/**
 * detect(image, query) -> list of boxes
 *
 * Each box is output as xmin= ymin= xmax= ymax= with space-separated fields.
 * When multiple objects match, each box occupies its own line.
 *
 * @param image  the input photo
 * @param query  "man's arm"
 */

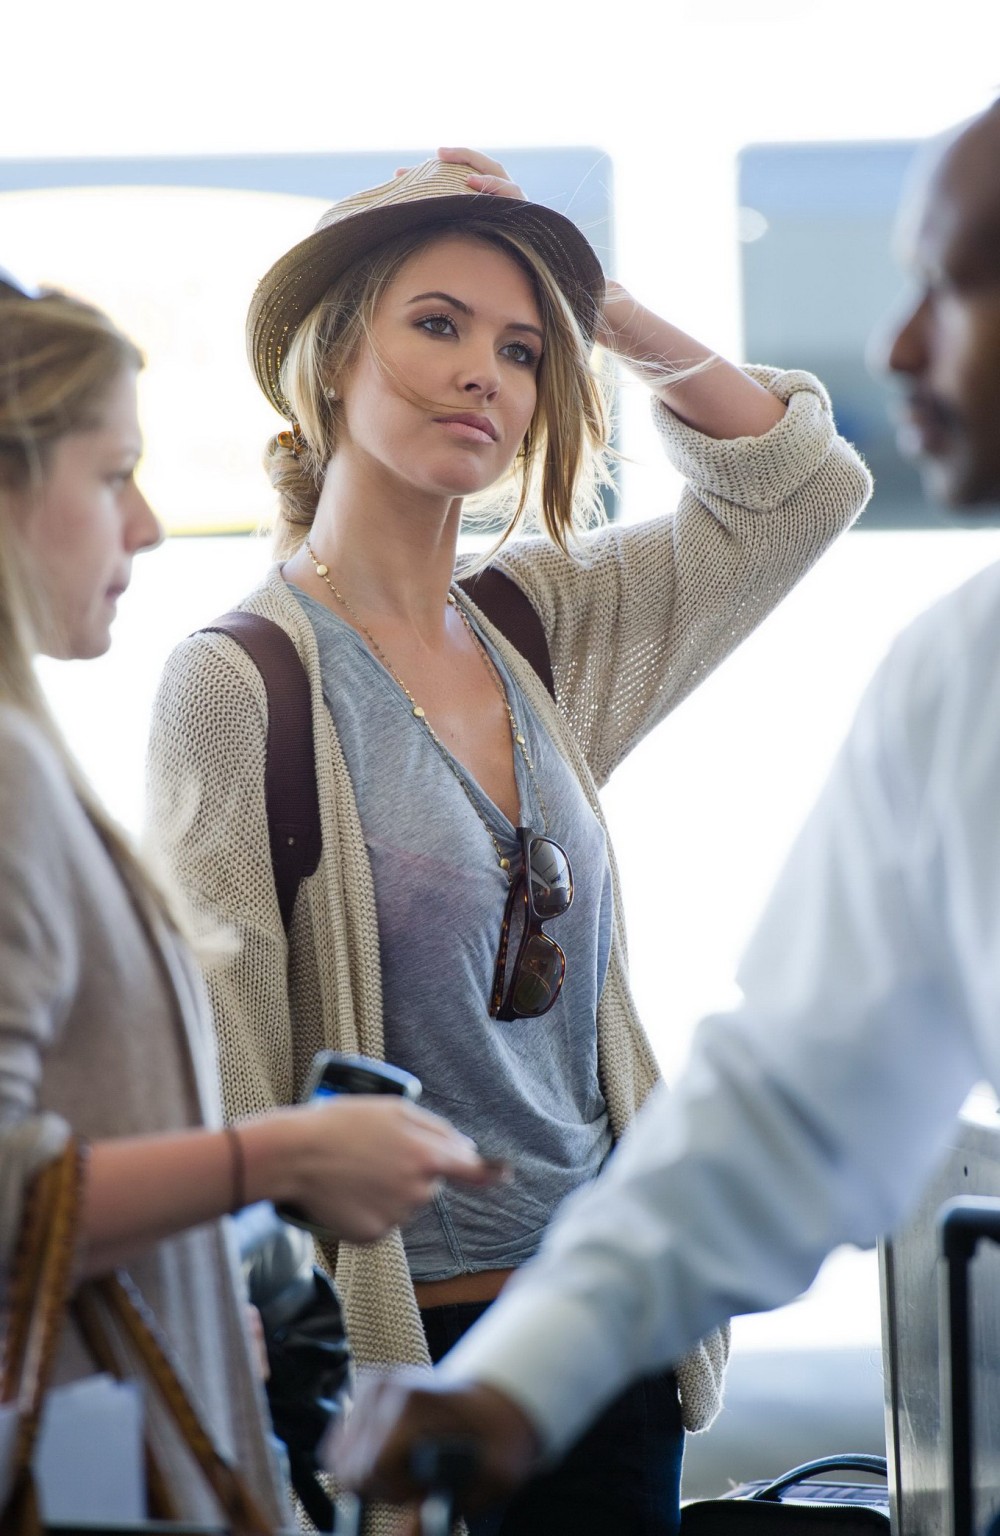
xmin=332 ymin=625 xmax=985 ymax=1505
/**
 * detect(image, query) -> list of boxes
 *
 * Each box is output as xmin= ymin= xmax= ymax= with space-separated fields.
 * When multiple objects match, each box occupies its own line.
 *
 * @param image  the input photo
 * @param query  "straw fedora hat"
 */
xmin=247 ymin=158 xmax=606 ymax=419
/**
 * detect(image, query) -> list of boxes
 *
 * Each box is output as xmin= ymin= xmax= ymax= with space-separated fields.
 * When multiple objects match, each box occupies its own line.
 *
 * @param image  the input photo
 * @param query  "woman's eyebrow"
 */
xmin=407 ymin=290 xmax=472 ymax=314
xmin=407 ymin=291 xmax=544 ymax=342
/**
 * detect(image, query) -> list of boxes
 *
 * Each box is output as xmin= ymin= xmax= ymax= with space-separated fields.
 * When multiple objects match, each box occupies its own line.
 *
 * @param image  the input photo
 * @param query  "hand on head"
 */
xmin=392 ymin=147 xmax=527 ymax=203
xmin=435 ymin=147 xmax=526 ymax=202
xmin=326 ymin=1369 xmax=541 ymax=1514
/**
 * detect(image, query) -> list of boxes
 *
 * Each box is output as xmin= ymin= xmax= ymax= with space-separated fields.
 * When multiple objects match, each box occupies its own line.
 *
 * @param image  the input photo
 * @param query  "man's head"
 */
xmin=885 ymin=101 xmax=1000 ymax=508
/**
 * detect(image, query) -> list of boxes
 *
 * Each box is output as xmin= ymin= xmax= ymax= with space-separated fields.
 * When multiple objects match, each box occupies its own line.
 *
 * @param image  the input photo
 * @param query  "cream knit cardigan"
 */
xmin=146 ymin=369 xmax=870 ymax=1459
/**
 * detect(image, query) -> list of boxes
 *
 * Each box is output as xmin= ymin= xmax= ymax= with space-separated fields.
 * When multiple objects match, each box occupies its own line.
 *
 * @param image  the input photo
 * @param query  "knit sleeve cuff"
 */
xmin=650 ymin=365 xmax=840 ymax=512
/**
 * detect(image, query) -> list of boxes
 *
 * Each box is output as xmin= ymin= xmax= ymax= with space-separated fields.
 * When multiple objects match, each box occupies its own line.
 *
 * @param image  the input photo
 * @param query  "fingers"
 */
xmin=328 ymin=1373 xmax=542 ymax=1512
xmin=402 ymin=1100 xmax=475 ymax=1143
xmin=396 ymin=1107 xmax=510 ymax=1185
xmin=436 ymin=146 xmax=525 ymax=201
xmin=244 ymin=1304 xmax=269 ymax=1382
xmin=391 ymin=149 xmax=525 ymax=200
xmin=400 ymin=1125 xmax=497 ymax=1189
xmin=447 ymin=1156 xmax=512 ymax=1188
xmin=437 ymin=146 xmax=507 ymax=178
xmin=328 ymin=1372 xmax=423 ymax=1501
xmin=297 ymin=1095 xmax=503 ymax=1239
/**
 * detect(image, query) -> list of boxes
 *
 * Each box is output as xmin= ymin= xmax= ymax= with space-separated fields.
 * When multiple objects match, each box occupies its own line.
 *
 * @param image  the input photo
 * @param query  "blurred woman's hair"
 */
xmin=0 ymin=288 xmax=161 ymax=912
xmin=265 ymin=218 xmax=614 ymax=561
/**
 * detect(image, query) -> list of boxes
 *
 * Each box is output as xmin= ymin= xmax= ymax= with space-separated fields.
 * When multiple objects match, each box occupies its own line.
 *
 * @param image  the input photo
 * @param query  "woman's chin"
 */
xmin=65 ymin=626 xmax=114 ymax=662
xmin=410 ymin=453 xmax=510 ymax=502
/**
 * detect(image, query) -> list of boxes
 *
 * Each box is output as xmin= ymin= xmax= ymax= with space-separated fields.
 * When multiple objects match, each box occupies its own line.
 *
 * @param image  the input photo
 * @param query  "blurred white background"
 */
xmin=7 ymin=0 xmax=1000 ymax=1361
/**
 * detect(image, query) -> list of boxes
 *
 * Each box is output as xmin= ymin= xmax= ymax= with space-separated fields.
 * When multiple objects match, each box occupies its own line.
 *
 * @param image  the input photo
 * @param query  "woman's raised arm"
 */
xmin=598 ymin=281 xmax=786 ymax=439
xmin=437 ymin=145 xmax=786 ymax=439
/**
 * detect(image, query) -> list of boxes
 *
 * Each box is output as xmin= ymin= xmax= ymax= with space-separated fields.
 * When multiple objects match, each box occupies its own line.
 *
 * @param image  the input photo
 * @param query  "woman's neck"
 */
xmin=283 ymin=458 xmax=463 ymax=637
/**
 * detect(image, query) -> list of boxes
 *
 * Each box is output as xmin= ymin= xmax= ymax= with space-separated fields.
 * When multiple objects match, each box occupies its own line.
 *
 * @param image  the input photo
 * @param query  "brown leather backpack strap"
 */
xmin=458 ymin=568 xmax=556 ymax=701
xmin=199 ymin=582 xmax=551 ymax=935
xmin=201 ymin=612 xmax=321 ymax=933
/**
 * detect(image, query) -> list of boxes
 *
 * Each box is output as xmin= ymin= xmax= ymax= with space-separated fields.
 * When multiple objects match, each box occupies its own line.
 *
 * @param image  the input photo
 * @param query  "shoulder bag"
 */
xmin=0 ymin=1141 xmax=280 ymax=1535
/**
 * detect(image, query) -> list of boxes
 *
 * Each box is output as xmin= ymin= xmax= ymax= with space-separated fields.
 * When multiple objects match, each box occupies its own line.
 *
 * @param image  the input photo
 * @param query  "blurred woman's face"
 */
xmin=16 ymin=366 xmax=161 ymax=659
xmin=335 ymin=233 xmax=544 ymax=502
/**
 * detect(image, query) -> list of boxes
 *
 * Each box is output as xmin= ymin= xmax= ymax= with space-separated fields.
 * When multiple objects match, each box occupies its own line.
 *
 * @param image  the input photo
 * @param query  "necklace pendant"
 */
xmin=500 ymin=856 xmax=510 ymax=870
xmin=516 ymin=733 xmax=525 ymax=745
xmin=413 ymin=705 xmax=426 ymax=719
xmin=315 ymin=563 xmax=329 ymax=577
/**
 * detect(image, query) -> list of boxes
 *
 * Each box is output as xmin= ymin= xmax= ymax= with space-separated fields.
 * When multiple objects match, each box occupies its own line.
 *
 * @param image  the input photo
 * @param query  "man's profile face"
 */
xmin=885 ymin=106 xmax=1000 ymax=509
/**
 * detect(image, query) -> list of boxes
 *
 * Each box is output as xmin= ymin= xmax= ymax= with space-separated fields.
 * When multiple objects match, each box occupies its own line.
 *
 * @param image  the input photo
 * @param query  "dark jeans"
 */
xmin=421 ymin=1300 xmax=684 ymax=1536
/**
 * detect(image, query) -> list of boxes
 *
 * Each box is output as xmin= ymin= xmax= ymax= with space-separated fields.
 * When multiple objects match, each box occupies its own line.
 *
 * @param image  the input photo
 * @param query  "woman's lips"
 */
xmin=434 ymin=415 xmax=497 ymax=444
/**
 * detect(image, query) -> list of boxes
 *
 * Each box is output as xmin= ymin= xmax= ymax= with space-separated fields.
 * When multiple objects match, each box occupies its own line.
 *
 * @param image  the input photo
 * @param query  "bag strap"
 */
xmin=197 ymin=576 xmax=552 ymax=936
xmin=0 ymin=1141 xmax=85 ymax=1536
xmin=73 ymin=1270 xmax=277 ymax=1536
xmin=201 ymin=612 xmax=322 ymax=932
xmin=0 ymin=1144 xmax=277 ymax=1534
xmin=458 ymin=567 xmax=556 ymax=701
xmin=751 ymin=1454 xmax=888 ymax=1502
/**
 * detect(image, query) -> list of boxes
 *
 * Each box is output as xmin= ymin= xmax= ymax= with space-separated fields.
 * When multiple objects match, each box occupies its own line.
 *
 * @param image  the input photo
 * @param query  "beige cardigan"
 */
xmin=0 ymin=708 xmax=288 ymax=1527
xmin=146 ymin=368 xmax=871 ymax=1449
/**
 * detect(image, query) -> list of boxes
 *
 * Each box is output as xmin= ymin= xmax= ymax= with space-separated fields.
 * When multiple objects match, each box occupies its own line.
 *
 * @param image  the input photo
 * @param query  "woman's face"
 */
xmin=336 ymin=233 xmax=544 ymax=501
xmin=17 ymin=365 xmax=161 ymax=659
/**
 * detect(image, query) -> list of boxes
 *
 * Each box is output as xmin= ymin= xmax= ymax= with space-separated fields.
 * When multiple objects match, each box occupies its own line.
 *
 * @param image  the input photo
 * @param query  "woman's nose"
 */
xmin=459 ymin=348 xmax=501 ymax=398
xmin=127 ymin=484 xmax=164 ymax=554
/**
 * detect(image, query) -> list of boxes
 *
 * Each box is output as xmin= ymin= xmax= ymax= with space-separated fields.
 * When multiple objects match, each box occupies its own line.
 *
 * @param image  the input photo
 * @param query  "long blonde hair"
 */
xmin=0 ymin=289 xmax=162 ymax=910
xmin=265 ymin=218 xmax=613 ymax=560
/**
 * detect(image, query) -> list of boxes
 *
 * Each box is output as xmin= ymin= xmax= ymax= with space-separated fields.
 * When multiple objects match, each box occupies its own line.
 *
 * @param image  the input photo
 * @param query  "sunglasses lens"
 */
xmin=527 ymin=837 xmax=573 ymax=918
xmin=512 ymin=932 xmax=566 ymax=1016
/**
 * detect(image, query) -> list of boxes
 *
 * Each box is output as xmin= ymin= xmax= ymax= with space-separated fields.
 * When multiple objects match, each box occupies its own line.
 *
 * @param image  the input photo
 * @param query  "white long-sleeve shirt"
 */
xmin=439 ymin=554 xmax=1000 ymax=1458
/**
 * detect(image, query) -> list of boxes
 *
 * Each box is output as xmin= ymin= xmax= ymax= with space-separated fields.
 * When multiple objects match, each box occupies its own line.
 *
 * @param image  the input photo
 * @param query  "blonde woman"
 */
xmin=0 ymin=275 xmax=492 ymax=1526
xmin=147 ymin=149 xmax=872 ymax=1534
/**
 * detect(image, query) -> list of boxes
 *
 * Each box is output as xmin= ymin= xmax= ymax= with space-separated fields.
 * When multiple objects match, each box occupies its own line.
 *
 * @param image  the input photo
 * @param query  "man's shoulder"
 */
xmin=890 ymin=556 xmax=1000 ymax=677
xmin=865 ymin=556 xmax=1000 ymax=766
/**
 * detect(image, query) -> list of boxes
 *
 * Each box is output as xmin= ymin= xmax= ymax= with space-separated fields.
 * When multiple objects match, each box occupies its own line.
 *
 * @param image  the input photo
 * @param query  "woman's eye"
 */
xmin=502 ymin=340 xmax=538 ymax=368
xmin=418 ymin=314 xmax=457 ymax=337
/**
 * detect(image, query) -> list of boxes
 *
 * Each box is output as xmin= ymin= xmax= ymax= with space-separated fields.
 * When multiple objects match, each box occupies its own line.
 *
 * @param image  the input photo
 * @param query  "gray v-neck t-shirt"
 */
xmin=295 ymin=587 xmax=614 ymax=1280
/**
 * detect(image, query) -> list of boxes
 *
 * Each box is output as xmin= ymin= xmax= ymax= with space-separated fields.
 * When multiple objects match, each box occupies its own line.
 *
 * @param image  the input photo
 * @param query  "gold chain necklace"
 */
xmin=305 ymin=541 xmax=549 ymax=872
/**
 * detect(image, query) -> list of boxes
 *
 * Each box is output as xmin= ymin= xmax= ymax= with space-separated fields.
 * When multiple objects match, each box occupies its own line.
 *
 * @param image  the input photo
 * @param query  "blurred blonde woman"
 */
xmin=0 ymin=273 xmax=491 ymax=1526
xmin=147 ymin=149 xmax=872 ymax=1534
